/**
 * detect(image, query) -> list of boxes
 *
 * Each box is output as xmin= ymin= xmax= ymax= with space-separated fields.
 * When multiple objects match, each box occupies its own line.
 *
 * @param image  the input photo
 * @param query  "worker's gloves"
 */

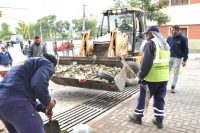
xmin=47 ymin=99 xmax=56 ymax=110
xmin=138 ymin=79 xmax=143 ymax=84
xmin=137 ymin=75 xmax=144 ymax=84
xmin=46 ymin=99 xmax=56 ymax=119
xmin=45 ymin=109 xmax=53 ymax=119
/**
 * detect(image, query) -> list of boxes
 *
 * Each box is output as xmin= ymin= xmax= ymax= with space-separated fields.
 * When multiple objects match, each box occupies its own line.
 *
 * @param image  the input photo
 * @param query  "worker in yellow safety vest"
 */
xmin=129 ymin=25 xmax=170 ymax=129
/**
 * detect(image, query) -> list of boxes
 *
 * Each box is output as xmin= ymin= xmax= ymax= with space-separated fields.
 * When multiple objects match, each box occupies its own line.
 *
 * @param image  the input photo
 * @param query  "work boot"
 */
xmin=152 ymin=118 xmax=163 ymax=129
xmin=171 ymin=86 xmax=175 ymax=93
xmin=129 ymin=113 xmax=142 ymax=124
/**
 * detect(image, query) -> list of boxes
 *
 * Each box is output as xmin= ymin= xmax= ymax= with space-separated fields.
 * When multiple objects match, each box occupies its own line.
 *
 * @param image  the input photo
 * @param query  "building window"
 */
xmin=171 ymin=0 xmax=189 ymax=6
xmin=180 ymin=28 xmax=188 ymax=37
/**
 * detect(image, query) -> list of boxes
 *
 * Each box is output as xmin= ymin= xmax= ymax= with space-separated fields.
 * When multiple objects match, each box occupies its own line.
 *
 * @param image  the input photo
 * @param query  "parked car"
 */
xmin=9 ymin=35 xmax=23 ymax=46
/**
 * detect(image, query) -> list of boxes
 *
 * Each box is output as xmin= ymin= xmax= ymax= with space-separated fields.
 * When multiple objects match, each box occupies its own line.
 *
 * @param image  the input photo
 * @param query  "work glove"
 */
xmin=46 ymin=99 xmax=56 ymax=110
xmin=46 ymin=99 xmax=56 ymax=120
xmin=138 ymin=79 xmax=143 ymax=84
xmin=137 ymin=75 xmax=143 ymax=84
xmin=45 ymin=109 xmax=53 ymax=120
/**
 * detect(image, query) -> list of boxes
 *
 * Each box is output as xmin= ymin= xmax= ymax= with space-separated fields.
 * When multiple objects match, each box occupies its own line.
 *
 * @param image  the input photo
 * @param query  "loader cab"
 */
xmin=99 ymin=8 xmax=146 ymax=55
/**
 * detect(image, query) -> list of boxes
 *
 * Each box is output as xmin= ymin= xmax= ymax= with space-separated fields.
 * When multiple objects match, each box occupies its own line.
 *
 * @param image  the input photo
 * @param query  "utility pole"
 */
xmin=82 ymin=4 xmax=87 ymax=32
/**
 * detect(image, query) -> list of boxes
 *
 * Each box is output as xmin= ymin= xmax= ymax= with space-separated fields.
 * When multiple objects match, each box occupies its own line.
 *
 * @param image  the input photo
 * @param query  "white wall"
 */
xmin=163 ymin=3 xmax=200 ymax=25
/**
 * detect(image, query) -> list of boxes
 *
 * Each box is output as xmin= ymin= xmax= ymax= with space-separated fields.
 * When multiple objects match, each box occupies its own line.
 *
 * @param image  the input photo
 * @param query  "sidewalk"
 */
xmin=87 ymin=55 xmax=200 ymax=133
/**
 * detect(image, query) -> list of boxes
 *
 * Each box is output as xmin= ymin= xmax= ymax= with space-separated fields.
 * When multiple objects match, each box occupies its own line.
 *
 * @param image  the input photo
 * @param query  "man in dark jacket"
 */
xmin=28 ymin=36 xmax=47 ymax=58
xmin=167 ymin=25 xmax=189 ymax=93
xmin=0 ymin=54 xmax=57 ymax=133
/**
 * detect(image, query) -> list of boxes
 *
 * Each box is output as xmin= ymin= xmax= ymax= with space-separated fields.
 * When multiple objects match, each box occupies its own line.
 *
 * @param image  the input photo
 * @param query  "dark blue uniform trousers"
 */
xmin=134 ymin=81 xmax=167 ymax=120
xmin=0 ymin=96 xmax=45 ymax=133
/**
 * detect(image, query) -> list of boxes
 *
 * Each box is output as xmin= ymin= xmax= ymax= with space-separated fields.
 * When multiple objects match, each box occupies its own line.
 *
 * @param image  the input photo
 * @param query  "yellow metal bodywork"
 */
xmin=77 ymin=31 xmax=91 ymax=57
xmin=107 ymin=30 xmax=128 ymax=58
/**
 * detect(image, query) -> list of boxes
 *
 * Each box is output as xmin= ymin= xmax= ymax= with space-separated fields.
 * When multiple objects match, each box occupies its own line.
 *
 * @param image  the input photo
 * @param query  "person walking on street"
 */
xmin=53 ymin=40 xmax=58 ymax=57
xmin=69 ymin=40 xmax=74 ymax=56
xmin=65 ymin=41 xmax=70 ymax=56
xmin=20 ymin=41 xmax=24 ymax=51
xmin=167 ymin=25 xmax=189 ymax=93
xmin=28 ymin=40 xmax=32 ymax=47
xmin=0 ymin=54 xmax=57 ymax=133
xmin=129 ymin=26 xmax=170 ymax=129
xmin=22 ymin=45 xmax=29 ymax=56
xmin=60 ymin=42 xmax=66 ymax=56
xmin=0 ymin=45 xmax=12 ymax=67
xmin=28 ymin=36 xmax=47 ymax=58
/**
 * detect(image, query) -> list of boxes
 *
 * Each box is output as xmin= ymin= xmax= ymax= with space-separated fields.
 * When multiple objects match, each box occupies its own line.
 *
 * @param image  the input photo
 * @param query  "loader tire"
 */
xmin=125 ymin=61 xmax=140 ymax=86
xmin=126 ymin=61 xmax=140 ymax=74
xmin=96 ymin=71 xmax=114 ymax=82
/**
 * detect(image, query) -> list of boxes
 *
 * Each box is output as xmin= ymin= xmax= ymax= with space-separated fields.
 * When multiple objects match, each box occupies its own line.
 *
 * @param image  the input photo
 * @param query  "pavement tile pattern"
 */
xmin=87 ymin=58 xmax=200 ymax=133
xmin=0 ymin=54 xmax=200 ymax=133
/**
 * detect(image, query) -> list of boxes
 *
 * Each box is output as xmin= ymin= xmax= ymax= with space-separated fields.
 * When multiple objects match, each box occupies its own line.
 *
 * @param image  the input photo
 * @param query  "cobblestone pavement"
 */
xmin=87 ymin=55 xmax=200 ymax=133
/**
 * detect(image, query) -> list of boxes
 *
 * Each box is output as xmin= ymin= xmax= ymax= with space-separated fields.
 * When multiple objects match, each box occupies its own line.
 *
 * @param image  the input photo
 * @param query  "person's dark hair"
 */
xmin=35 ymin=36 xmax=40 ymax=40
xmin=43 ymin=54 xmax=58 ymax=67
xmin=171 ymin=25 xmax=180 ymax=30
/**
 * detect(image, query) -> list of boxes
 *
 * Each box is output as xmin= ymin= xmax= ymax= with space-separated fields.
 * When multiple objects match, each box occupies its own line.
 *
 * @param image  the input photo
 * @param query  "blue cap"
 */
xmin=143 ymin=25 xmax=160 ymax=34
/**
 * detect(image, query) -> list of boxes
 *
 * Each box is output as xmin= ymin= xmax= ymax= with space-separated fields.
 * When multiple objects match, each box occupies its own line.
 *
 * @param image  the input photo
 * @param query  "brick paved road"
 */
xmin=0 ymin=54 xmax=200 ymax=133
xmin=87 ymin=55 xmax=200 ymax=133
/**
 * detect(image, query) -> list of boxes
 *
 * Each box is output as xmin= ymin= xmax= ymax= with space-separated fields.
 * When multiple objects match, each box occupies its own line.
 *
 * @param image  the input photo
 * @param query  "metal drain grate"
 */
xmin=44 ymin=85 xmax=139 ymax=131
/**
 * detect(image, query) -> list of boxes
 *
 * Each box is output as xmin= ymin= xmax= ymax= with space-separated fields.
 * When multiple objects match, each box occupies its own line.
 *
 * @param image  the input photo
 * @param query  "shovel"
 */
xmin=120 ymin=56 xmax=151 ymax=113
xmin=44 ymin=108 xmax=61 ymax=133
xmin=141 ymin=84 xmax=151 ymax=114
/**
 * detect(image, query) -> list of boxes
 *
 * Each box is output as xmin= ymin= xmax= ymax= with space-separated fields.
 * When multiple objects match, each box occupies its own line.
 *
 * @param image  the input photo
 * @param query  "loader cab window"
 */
xmin=100 ymin=11 xmax=146 ymax=52
xmin=109 ymin=14 xmax=133 ymax=32
xmin=109 ymin=13 xmax=134 ymax=51
xmin=135 ymin=13 xmax=145 ymax=33
xmin=101 ymin=13 xmax=134 ymax=35
xmin=101 ymin=16 xmax=109 ymax=36
xmin=135 ymin=13 xmax=146 ymax=52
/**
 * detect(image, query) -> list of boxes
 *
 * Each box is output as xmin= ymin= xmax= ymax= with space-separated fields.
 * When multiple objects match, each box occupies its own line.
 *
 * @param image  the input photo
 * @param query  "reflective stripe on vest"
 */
xmin=144 ymin=38 xmax=170 ymax=82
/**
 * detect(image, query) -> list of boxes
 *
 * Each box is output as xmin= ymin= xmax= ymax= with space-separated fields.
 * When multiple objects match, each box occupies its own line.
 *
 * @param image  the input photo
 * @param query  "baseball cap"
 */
xmin=143 ymin=25 xmax=160 ymax=34
xmin=43 ymin=54 xmax=58 ymax=67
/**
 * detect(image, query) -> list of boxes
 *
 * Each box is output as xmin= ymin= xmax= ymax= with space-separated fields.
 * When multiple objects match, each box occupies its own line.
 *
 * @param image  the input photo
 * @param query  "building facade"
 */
xmin=160 ymin=0 xmax=200 ymax=52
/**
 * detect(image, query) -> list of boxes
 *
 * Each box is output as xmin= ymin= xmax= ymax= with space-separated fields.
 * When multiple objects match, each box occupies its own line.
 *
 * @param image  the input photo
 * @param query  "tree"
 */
xmin=0 ymin=23 xmax=13 ymax=40
xmin=28 ymin=23 xmax=37 ymax=40
xmin=63 ymin=20 xmax=70 ymax=31
xmin=72 ymin=17 xmax=97 ymax=37
xmin=34 ymin=15 xmax=71 ymax=40
xmin=35 ymin=15 xmax=57 ymax=40
xmin=54 ymin=20 xmax=70 ymax=39
xmin=114 ymin=0 xmax=169 ymax=25
xmin=61 ymin=32 xmax=68 ymax=39
xmin=55 ymin=20 xmax=63 ymax=33
xmin=16 ymin=21 xmax=30 ymax=40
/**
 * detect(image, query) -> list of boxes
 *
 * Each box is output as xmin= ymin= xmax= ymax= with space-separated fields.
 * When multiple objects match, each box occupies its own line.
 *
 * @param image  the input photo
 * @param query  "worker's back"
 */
xmin=0 ymin=57 xmax=54 ymax=104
